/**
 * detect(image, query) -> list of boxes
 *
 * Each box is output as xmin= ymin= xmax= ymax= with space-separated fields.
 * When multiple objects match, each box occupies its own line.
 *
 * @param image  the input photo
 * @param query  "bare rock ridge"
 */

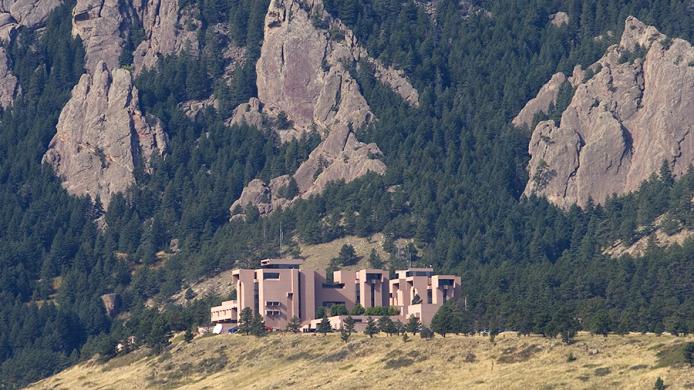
xmin=523 ymin=16 xmax=694 ymax=208
xmin=0 ymin=0 xmax=62 ymax=107
xmin=72 ymin=0 xmax=127 ymax=71
xmin=0 ymin=0 xmax=62 ymax=42
xmin=230 ymin=0 xmax=419 ymax=141
xmin=132 ymin=0 xmax=200 ymax=75
xmin=0 ymin=47 xmax=17 ymax=108
xmin=230 ymin=125 xmax=386 ymax=218
xmin=43 ymin=62 xmax=167 ymax=206
xmin=71 ymin=0 xmax=200 ymax=74
xmin=44 ymin=0 xmax=203 ymax=207
xmin=229 ymin=0 xmax=417 ymax=219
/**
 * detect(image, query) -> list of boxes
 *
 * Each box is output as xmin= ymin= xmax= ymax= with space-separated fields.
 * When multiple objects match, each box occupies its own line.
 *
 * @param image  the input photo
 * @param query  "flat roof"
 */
xmin=397 ymin=268 xmax=434 ymax=273
xmin=260 ymin=258 xmax=304 ymax=266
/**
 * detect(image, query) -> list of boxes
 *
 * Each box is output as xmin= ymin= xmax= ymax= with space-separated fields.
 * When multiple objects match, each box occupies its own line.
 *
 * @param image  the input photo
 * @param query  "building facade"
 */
xmin=210 ymin=259 xmax=461 ymax=330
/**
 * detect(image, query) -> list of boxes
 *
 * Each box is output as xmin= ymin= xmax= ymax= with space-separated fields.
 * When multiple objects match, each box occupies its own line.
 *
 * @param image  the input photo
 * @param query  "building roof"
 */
xmin=260 ymin=258 xmax=304 ymax=267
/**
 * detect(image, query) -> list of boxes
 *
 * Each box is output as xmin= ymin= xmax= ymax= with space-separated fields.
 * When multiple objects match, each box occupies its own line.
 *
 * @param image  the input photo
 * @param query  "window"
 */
xmin=266 ymin=301 xmax=281 ymax=307
xmin=321 ymin=282 xmax=345 ymax=289
xmin=439 ymin=279 xmax=454 ymax=286
xmin=406 ymin=271 xmax=434 ymax=277
xmin=427 ymin=290 xmax=432 ymax=304
xmin=366 ymin=273 xmax=382 ymax=282
xmin=263 ymin=272 xmax=280 ymax=280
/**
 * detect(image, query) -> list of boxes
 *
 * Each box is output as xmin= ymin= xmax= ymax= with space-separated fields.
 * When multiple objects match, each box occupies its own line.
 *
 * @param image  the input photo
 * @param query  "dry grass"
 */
xmin=298 ymin=233 xmax=389 ymax=271
xmin=28 ymin=332 xmax=694 ymax=390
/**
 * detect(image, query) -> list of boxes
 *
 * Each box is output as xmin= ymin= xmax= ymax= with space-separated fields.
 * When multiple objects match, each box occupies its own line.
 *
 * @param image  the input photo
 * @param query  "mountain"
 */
xmin=521 ymin=16 xmax=694 ymax=208
xmin=1 ymin=0 xmax=694 ymax=388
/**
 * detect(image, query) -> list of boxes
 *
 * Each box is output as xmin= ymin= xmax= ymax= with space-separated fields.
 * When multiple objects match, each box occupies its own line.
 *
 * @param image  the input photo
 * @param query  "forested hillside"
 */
xmin=1 ymin=0 xmax=693 ymax=387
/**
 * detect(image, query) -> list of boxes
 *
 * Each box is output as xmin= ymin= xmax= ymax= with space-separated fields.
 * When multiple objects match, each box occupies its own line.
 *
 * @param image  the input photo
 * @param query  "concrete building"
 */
xmin=210 ymin=259 xmax=461 ymax=330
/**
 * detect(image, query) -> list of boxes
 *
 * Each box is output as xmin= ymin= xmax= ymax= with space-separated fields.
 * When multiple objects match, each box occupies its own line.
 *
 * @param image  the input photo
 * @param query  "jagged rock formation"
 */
xmin=512 ymin=66 xmax=584 ymax=129
xmin=523 ymin=17 xmax=694 ymax=208
xmin=43 ymin=62 xmax=167 ymax=206
xmin=0 ymin=0 xmax=61 ymax=107
xmin=132 ymin=0 xmax=200 ymax=74
xmin=229 ymin=0 xmax=412 ymax=219
xmin=230 ymin=125 xmax=385 ymax=219
xmin=231 ymin=0 xmax=418 ymax=141
xmin=0 ymin=47 xmax=17 ymax=108
xmin=0 ymin=0 xmax=62 ymax=42
xmin=72 ymin=0 xmax=127 ymax=71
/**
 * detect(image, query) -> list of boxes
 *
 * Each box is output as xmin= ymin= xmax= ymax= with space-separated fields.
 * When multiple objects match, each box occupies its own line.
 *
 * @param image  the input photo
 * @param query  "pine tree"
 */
xmin=405 ymin=315 xmax=421 ymax=335
xmin=184 ymin=328 xmax=194 ymax=343
xmin=654 ymin=377 xmax=665 ymax=390
xmin=364 ymin=317 xmax=379 ymax=338
xmin=684 ymin=342 xmax=694 ymax=367
xmin=378 ymin=316 xmax=396 ymax=336
xmin=368 ymin=249 xmax=383 ymax=268
xmin=286 ymin=316 xmax=301 ymax=333
xmin=344 ymin=315 xmax=356 ymax=335
xmin=317 ymin=313 xmax=332 ymax=335
xmin=431 ymin=303 xmax=456 ymax=337
xmin=251 ymin=312 xmax=266 ymax=337
xmin=340 ymin=327 xmax=350 ymax=343
xmin=238 ymin=307 xmax=253 ymax=335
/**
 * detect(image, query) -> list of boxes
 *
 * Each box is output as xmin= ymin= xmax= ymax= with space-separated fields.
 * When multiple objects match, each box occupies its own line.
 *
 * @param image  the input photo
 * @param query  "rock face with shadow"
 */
xmin=229 ymin=0 xmax=419 ymax=219
xmin=523 ymin=17 xmax=694 ymax=208
xmin=43 ymin=62 xmax=167 ymax=206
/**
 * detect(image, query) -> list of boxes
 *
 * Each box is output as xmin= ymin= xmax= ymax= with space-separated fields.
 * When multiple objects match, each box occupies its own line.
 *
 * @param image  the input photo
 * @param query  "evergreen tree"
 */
xmin=350 ymin=304 xmax=366 ymax=315
xmin=344 ymin=315 xmax=356 ymax=335
xmin=378 ymin=316 xmax=397 ymax=336
xmin=684 ymin=342 xmax=694 ymax=367
xmin=238 ymin=307 xmax=253 ymax=335
xmin=317 ymin=313 xmax=332 ymax=335
xmin=431 ymin=303 xmax=456 ymax=337
xmin=368 ymin=249 xmax=383 ymax=269
xmin=364 ymin=317 xmax=379 ymax=338
xmin=250 ymin=312 xmax=266 ymax=337
xmin=286 ymin=316 xmax=301 ymax=333
xmin=340 ymin=327 xmax=350 ymax=343
xmin=405 ymin=315 xmax=421 ymax=335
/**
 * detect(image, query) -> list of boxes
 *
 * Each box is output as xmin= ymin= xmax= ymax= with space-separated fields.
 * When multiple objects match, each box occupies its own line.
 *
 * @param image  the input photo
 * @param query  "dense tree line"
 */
xmin=1 ymin=0 xmax=694 ymax=387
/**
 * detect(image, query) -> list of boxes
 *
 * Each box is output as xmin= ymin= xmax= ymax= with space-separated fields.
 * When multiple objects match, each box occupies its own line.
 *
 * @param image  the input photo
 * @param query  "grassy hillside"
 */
xmin=29 ymin=332 xmax=694 ymax=389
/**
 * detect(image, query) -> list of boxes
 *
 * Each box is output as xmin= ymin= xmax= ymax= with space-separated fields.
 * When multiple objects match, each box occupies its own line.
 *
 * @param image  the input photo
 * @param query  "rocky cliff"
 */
xmin=132 ymin=0 xmax=200 ymax=74
xmin=0 ymin=47 xmax=17 ymax=108
xmin=0 ymin=0 xmax=62 ymax=107
xmin=43 ymin=0 xmax=203 ymax=206
xmin=229 ymin=125 xmax=386 ymax=218
xmin=229 ymin=0 xmax=416 ymax=219
xmin=522 ymin=17 xmax=694 ymax=208
xmin=43 ymin=62 xmax=167 ymax=206
xmin=230 ymin=0 xmax=418 ymax=141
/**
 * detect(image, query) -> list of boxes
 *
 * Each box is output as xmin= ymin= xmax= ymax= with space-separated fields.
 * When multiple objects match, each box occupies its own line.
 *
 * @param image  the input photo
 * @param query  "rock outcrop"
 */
xmin=512 ymin=66 xmax=585 ymax=129
xmin=43 ymin=62 xmax=167 ymax=206
xmin=229 ymin=0 xmax=411 ymax=219
xmin=549 ymin=11 xmax=569 ymax=27
xmin=523 ymin=17 xmax=694 ymax=208
xmin=0 ymin=0 xmax=61 ymax=107
xmin=0 ymin=0 xmax=62 ymax=41
xmin=72 ymin=0 xmax=127 ymax=71
xmin=132 ymin=0 xmax=200 ymax=74
xmin=230 ymin=125 xmax=386 ymax=219
xmin=0 ymin=47 xmax=17 ymax=108
xmin=232 ymin=0 xmax=418 ymax=141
